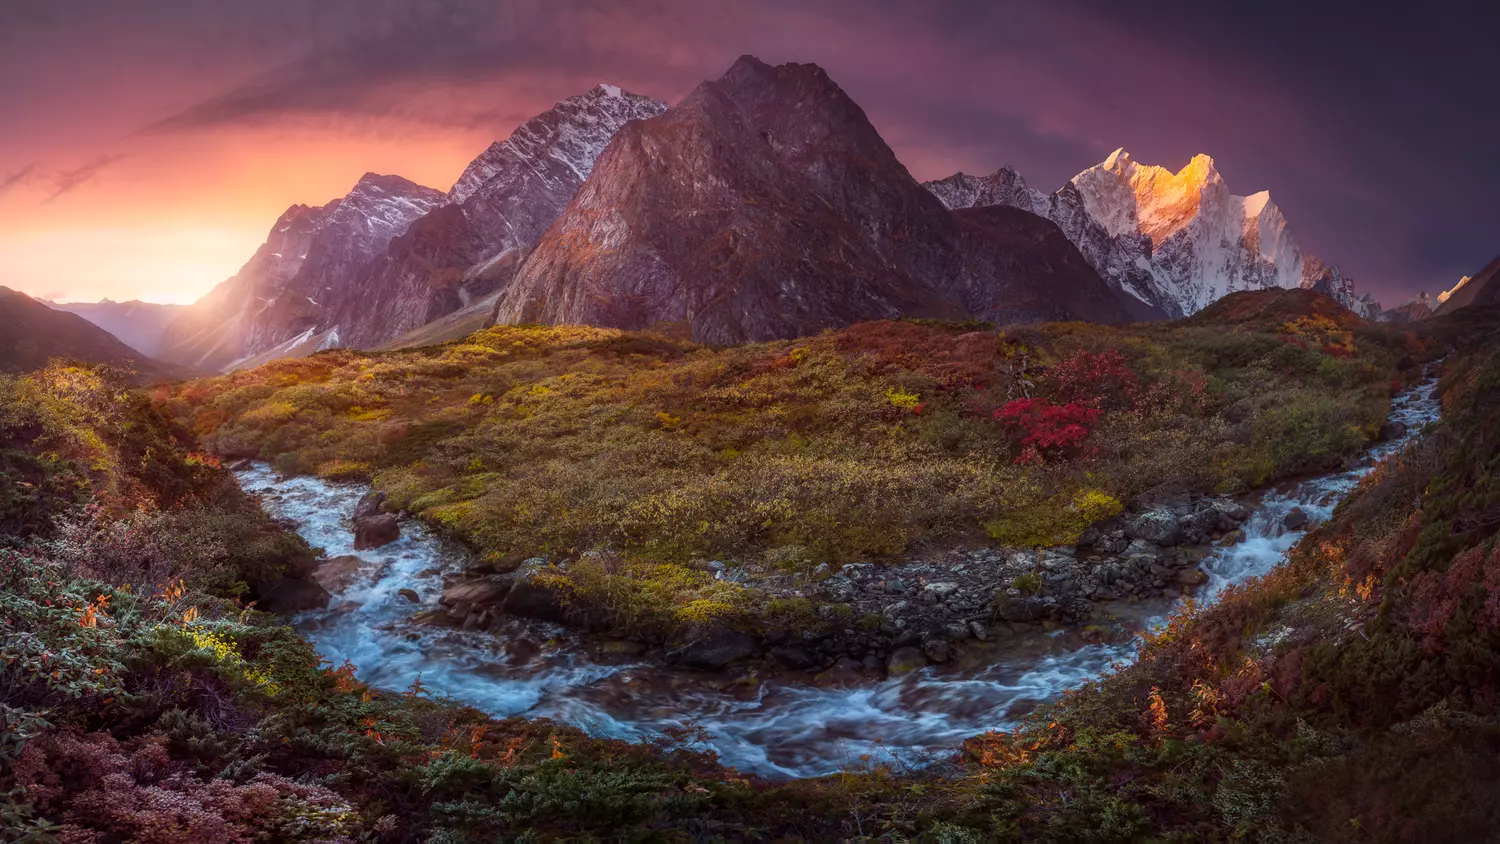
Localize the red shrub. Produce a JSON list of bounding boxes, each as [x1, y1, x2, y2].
[[994, 398, 1098, 462], [1047, 349, 1139, 410]]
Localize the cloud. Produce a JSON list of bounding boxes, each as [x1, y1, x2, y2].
[[0, 163, 39, 197], [43, 155, 124, 202]]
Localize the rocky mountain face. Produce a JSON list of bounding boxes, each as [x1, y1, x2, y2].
[[927, 150, 1380, 319], [156, 175, 444, 371], [43, 299, 185, 357], [494, 57, 1153, 343], [159, 86, 666, 369], [1434, 256, 1500, 316], [1, 287, 180, 378], [325, 85, 667, 350], [1384, 291, 1434, 324], [1299, 255, 1382, 320]]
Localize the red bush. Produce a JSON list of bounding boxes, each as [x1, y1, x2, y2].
[[1048, 349, 1139, 410], [994, 398, 1098, 462]]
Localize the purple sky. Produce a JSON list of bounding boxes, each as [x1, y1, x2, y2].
[[1, 0, 1496, 306]]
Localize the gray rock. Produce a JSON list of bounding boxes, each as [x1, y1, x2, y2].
[[995, 595, 1050, 622], [821, 575, 858, 603], [922, 582, 961, 600], [353, 490, 386, 521], [968, 620, 990, 641], [1283, 508, 1309, 530], [1379, 420, 1408, 442], [500, 567, 565, 622], [944, 622, 971, 641], [770, 644, 817, 670], [667, 629, 757, 670], [841, 563, 875, 581], [1126, 509, 1180, 546], [922, 637, 951, 663], [1211, 499, 1253, 523], [887, 646, 927, 676], [1176, 568, 1209, 587]]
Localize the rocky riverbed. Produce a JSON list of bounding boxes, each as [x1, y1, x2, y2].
[[233, 374, 1441, 777]]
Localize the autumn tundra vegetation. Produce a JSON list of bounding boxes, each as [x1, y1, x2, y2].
[[12, 289, 1500, 840]]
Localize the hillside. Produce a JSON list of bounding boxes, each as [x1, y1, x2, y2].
[[0, 286, 184, 379], [42, 298, 185, 357], [160, 290, 1426, 652]]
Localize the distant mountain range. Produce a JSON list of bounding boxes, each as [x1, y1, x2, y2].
[[1, 287, 182, 379], [42, 298, 185, 357], [927, 152, 1382, 320], [46, 56, 1405, 372]]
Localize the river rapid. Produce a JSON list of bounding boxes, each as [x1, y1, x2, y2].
[[234, 376, 1441, 778]]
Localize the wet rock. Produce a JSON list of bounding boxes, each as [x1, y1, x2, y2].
[[995, 595, 1050, 623], [353, 490, 386, 521], [500, 572, 565, 623], [353, 513, 400, 550], [1176, 568, 1209, 587], [1221, 529, 1246, 546], [816, 657, 866, 686], [1283, 508, 1309, 530], [1126, 509, 1180, 546], [397, 588, 421, 603], [1379, 420, 1408, 442], [1212, 499, 1253, 523], [1178, 509, 1220, 545], [225, 458, 252, 472], [595, 639, 648, 658], [922, 637, 951, 663], [441, 576, 513, 612], [770, 644, 818, 670], [886, 646, 927, 677], [258, 576, 331, 614], [667, 629, 757, 670], [313, 555, 374, 594], [502, 638, 541, 665]]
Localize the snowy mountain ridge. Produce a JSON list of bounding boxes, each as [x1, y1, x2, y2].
[[928, 149, 1382, 319]]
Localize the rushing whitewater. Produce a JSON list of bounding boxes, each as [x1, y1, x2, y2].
[[234, 376, 1440, 778]]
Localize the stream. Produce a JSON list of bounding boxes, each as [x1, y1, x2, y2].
[[234, 376, 1441, 778]]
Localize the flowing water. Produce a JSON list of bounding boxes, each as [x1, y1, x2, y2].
[[235, 376, 1441, 778]]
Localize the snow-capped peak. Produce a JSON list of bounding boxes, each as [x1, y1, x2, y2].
[[925, 149, 1380, 319], [448, 85, 668, 204]]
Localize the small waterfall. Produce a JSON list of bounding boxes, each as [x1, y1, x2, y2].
[[235, 376, 1442, 778]]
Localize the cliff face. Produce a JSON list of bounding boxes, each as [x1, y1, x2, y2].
[[495, 57, 1149, 343]]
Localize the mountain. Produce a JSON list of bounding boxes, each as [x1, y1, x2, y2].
[[493, 57, 1154, 343], [157, 174, 444, 370], [1299, 255, 1382, 319], [1434, 256, 1500, 315], [0, 287, 180, 378], [43, 299, 185, 357], [158, 86, 666, 370], [1384, 291, 1435, 323], [317, 84, 667, 351], [927, 150, 1379, 319]]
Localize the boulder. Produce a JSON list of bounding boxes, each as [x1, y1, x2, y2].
[[397, 588, 421, 603], [1176, 568, 1209, 587], [1379, 420, 1408, 442], [1220, 529, 1246, 546], [922, 636, 951, 663], [353, 514, 400, 549], [921, 581, 961, 601], [440, 576, 514, 610], [820, 575, 858, 603], [257, 576, 331, 614], [886, 646, 927, 677], [353, 490, 386, 521], [995, 595, 1050, 623], [666, 629, 757, 670], [313, 555, 374, 594], [1126, 509, 1181, 546], [1283, 508, 1309, 530], [770, 644, 818, 670], [499, 568, 565, 623]]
